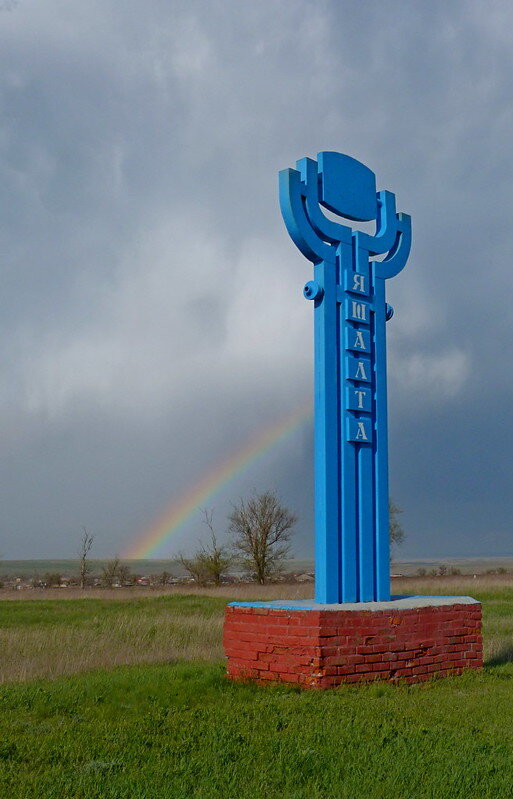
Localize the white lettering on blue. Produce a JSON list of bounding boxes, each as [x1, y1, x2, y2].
[[355, 360, 368, 381], [353, 274, 366, 293], [354, 390, 366, 410], [355, 422, 368, 441], [353, 330, 366, 350], [352, 301, 367, 322]]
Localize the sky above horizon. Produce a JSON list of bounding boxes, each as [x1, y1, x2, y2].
[[1, 0, 513, 559]]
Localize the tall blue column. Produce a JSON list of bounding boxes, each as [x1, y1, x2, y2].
[[280, 152, 411, 603]]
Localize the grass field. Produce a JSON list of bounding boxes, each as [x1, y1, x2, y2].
[[2, 577, 513, 797]]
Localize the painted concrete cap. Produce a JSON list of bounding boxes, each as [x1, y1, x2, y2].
[[228, 595, 480, 612]]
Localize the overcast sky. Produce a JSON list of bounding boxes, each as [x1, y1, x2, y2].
[[1, 0, 513, 560]]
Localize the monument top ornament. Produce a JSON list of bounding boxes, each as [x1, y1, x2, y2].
[[279, 152, 411, 604]]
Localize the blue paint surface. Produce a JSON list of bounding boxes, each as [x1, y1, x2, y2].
[[279, 152, 411, 603]]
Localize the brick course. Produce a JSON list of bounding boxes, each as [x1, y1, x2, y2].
[[224, 602, 482, 688]]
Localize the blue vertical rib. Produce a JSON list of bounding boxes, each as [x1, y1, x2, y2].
[[338, 242, 358, 602], [358, 441, 375, 601], [355, 243, 375, 602], [314, 257, 340, 604], [373, 275, 391, 601]]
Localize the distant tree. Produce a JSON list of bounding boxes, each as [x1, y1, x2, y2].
[[157, 570, 171, 586], [101, 557, 135, 587], [116, 563, 135, 586], [178, 551, 209, 585], [199, 510, 233, 585], [178, 511, 233, 586], [229, 491, 296, 584], [102, 556, 121, 588], [389, 498, 405, 550], [44, 572, 62, 587], [78, 527, 94, 589]]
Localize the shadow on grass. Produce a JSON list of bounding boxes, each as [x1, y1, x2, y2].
[[486, 646, 513, 667]]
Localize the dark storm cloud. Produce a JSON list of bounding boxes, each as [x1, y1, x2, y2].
[[0, 0, 512, 557]]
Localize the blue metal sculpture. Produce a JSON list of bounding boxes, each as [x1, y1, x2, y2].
[[279, 152, 411, 603]]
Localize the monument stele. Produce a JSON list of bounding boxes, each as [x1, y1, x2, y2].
[[279, 151, 411, 603], [223, 152, 482, 688]]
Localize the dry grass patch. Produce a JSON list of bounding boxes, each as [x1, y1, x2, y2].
[[392, 573, 513, 595], [0, 612, 224, 683], [0, 597, 225, 684]]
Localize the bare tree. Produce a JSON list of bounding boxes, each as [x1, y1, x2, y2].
[[178, 510, 233, 586], [102, 556, 121, 588], [100, 557, 135, 587], [229, 491, 296, 584], [389, 498, 405, 550], [116, 563, 135, 586], [156, 570, 171, 586], [178, 551, 209, 585], [78, 527, 94, 589], [199, 510, 233, 585]]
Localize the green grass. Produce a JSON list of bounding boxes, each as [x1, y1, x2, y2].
[[2, 584, 513, 797], [1, 662, 513, 798], [0, 594, 227, 629]]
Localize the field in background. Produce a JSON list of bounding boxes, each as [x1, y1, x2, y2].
[[2, 572, 513, 602], [0, 558, 317, 579], [2, 575, 513, 684], [395, 556, 513, 575], [4, 555, 513, 580], [1, 581, 513, 797]]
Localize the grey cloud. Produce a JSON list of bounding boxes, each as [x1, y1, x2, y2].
[[0, 0, 512, 559]]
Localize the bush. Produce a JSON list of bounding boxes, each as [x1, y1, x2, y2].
[[43, 573, 62, 587]]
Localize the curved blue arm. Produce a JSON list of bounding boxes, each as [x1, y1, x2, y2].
[[298, 158, 352, 246], [374, 213, 412, 279], [354, 191, 398, 256], [280, 161, 410, 274], [279, 168, 334, 264]]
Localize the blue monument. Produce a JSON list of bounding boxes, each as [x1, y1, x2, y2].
[[225, 156, 480, 688], [279, 152, 411, 604]]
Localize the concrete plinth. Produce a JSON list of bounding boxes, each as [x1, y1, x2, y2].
[[223, 596, 482, 688]]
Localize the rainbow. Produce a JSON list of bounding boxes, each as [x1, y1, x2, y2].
[[123, 401, 313, 559]]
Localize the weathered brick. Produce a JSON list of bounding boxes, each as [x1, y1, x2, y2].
[[224, 602, 483, 689]]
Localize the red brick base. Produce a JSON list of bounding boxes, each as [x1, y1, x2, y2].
[[224, 598, 482, 688]]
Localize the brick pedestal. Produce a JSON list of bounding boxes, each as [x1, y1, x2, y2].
[[224, 596, 482, 688]]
